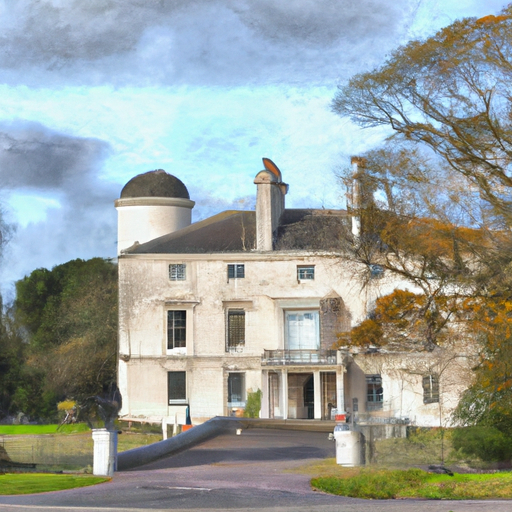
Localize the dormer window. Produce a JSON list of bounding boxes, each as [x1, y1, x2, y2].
[[228, 264, 245, 279]]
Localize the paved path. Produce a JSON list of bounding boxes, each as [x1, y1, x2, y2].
[[0, 428, 511, 512]]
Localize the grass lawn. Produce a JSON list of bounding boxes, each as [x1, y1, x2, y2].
[[308, 461, 512, 500], [0, 424, 89, 435], [0, 426, 162, 494], [0, 424, 161, 449], [118, 432, 162, 451], [0, 423, 162, 451], [0, 473, 109, 495]]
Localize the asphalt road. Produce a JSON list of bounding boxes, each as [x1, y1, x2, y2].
[[0, 427, 511, 512]]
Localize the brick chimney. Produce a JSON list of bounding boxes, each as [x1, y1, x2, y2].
[[254, 158, 288, 251]]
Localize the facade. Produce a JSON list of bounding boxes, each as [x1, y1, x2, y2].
[[116, 160, 472, 427]]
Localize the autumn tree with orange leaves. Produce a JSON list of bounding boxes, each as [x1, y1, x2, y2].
[[349, 290, 459, 352], [333, 6, 512, 223], [336, 145, 500, 352], [453, 296, 512, 436], [334, 5, 512, 438]]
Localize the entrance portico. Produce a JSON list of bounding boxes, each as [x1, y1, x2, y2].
[[261, 350, 345, 420]]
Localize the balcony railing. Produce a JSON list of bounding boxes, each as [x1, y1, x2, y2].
[[262, 349, 337, 366]]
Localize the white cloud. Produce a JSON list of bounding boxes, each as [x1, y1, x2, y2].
[[0, 0, 416, 86]]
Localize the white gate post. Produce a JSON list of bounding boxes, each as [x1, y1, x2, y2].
[[92, 428, 118, 476]]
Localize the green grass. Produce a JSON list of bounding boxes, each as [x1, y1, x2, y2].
[[311, 467, 512, 500], [0, 424, 90, 435], [118, 432, 162, 451], [0, 426, 161, 471], [0, 473, 109, 495]]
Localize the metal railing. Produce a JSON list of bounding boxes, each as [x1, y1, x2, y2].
[[262, 349, 337, 365], [355, 413, 410, 425]]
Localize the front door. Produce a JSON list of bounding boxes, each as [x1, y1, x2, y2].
[[287, 373, 313, 419]]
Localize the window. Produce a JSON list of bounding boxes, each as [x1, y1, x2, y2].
[[227, 310, 245, 351], [228, 373, 245, 406], [167, 311, 186, 350], [168, 371, 186, 403], [285, 310, 320, 350], [169, 264, 186, 281], [297, 265, 315, 280], [228, 263, 245, 279], [366, 374, 383, 410], [423, 374, 439, 404]]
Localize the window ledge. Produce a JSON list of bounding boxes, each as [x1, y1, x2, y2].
[[227, 346, 245, 354], [167, 348, 187, 356]]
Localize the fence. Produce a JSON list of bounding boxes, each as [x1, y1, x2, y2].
[[0, 434, 93, 471]]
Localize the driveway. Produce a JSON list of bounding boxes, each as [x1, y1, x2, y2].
[[0, 427, 510, 512]]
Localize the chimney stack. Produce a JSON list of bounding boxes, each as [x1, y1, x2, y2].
[[254, 158, 288, 251], [350, 156, 365, 238]]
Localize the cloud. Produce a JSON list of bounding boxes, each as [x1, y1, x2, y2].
[[232, 0, 403, 46], [0, 122, 110, 198], [0, 1, 175, 64], [0, 0, 415, 86], [0, 121, 117, 290]]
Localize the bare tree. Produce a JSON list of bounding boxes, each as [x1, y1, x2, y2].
[[333, 7, 512, 223]]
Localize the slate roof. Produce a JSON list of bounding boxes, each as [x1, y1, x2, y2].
[[126, 208, 349, 255], [276, 209, 349, 251], [128, 211, 255, 254]]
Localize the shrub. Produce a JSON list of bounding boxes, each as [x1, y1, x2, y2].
[[452, 427, 512, 462], [243, 389, 262, 418], [312, 469, 428, 499], [57, 400, 76, 411]]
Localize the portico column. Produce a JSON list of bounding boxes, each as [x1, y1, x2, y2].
[[281, 369, 288, 419], [336, 365, 345, 412], [313, 371, 321, 419], [261, 370, 269, 418]]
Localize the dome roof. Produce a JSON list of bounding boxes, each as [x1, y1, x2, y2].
[[120, 169, 190, 199]]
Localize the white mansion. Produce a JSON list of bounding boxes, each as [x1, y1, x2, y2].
[[116, 158, 471, 427]]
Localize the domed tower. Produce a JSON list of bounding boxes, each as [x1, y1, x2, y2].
[[115, 169, 195, 254]]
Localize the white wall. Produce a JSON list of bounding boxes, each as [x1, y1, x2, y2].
[[118, 252, 367, 422], [116, 198, 194, 253], [117, 251, 473, 426], [348, 351, 473, 427]]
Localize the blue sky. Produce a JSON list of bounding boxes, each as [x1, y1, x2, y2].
[[0, 0, 507, 299]]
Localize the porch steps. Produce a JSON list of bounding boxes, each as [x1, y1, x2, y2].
[[239, 418, 337, 432]]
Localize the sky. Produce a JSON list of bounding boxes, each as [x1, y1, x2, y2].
[[0, 0, 507, 300]]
